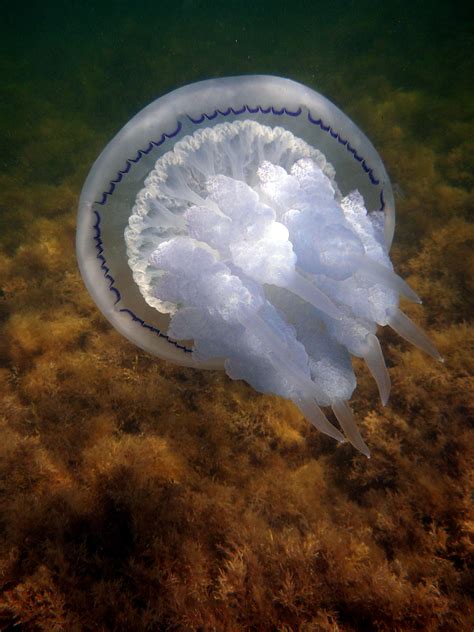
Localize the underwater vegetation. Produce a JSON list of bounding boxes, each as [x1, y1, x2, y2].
[[0, 82, 472, 630], [1, 3, 473, 630]]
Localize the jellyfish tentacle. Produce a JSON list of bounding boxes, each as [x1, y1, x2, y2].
[[222, 142, 245, 182], [387, 306, 442, 361], [245, 311, 345, 441], [282, 271, 342, 319], [149, 198, 186, 228], [246, 311, 319, 395], [356, 255, 421, 304], [186, 146, 216, 178], [295, 397, 345, 442], [161, 166, 223, 216], [363, 333, 391, 405], [331, 400, 370, 457], [160, 166, 204, 207]]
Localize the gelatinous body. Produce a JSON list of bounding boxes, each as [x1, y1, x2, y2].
[[77, 76, 440, 456]]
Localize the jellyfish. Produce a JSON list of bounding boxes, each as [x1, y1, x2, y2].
[[77, 76, 441, 457]]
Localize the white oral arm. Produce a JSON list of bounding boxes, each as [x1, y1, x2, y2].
[[243, 310, 345, 442], [356, 255, 421, 304], [281, 271, 342, 320], [363, 333, 391, 405], [331, 399, 370, 458], [387, 306, 443, 361]]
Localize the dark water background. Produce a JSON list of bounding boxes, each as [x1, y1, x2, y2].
[[2, 1, 472, 184], [0, 1, 473, 630]]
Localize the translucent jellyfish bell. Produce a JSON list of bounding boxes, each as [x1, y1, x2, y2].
[[77, 76, 440, 456]]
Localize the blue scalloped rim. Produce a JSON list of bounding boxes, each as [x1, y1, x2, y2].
[[91, 105, 386, 354]]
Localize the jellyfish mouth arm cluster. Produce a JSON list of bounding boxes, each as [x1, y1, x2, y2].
[[149, 236, 345, 444], [185, 172, 343, 320], [123, 119, 441, 456]]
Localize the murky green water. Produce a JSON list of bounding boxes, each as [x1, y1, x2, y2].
[[1, 1, 472, 184]]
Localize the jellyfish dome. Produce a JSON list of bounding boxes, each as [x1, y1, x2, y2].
[[77, 75, 441, 456]]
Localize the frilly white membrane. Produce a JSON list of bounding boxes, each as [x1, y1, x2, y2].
[[77, 76, 441, 457]]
